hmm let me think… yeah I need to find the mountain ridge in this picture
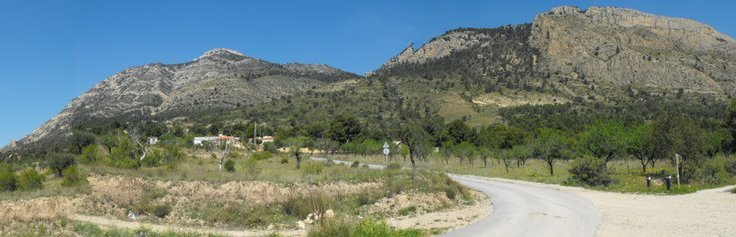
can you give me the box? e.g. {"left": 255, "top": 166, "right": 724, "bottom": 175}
{"left": 5, "top": 5, "right": 736, "bottom": 152}
{"left": 4, "top": 48, "right": 360, "bottom": 151}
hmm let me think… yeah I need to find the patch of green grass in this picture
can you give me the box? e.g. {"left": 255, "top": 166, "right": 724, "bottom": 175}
{"left": 0, "top": 175, "right": 90, "bottom": 201}
{"left": 308, "top": 218, "right": 425, "bottom": 237}
{"left": 73, "top": 221, "right": 223, "bottom": 237}
{"left": 397, "top": 206, "right": 416, "bottom": 216}
{"left": 333, "top": 154, "right": 736, "bottom": 195}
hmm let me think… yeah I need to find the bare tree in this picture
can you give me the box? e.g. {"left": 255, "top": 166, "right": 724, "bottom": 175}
{"left": 127, "top": 128, "right": 148, "bottom": 161}
{"left": 314, "top": 138, "right": 337, "bottom": 161}
{"left": 209, "top": 136, "right": 233, "bottom": 171}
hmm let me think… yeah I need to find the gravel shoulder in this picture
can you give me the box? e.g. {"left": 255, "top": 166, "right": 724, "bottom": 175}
{"left": 466, "top": 176, "right": 736, "bottom": 237}
{"left": 574, "top": 184, "right": 736, "bottom": 237}
{"left": 387, "top": 190, "right": 491, "bottom": 231}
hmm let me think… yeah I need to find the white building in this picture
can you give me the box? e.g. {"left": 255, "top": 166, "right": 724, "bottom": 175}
{"left": 193, "top": 134, "right": 239, "bottom": 146}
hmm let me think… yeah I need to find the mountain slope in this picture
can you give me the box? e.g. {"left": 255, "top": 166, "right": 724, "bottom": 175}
{"left": 376, "top": 6, "right": 736, "bottom": 100}
{"left": 8, "top": 48, "right": 359, "bottom": 150}
{"left": 530, "top": 6, "right": 736, "bottom": 96}
{"left": 8, "top": 6, "right": 736, "bottom": 152}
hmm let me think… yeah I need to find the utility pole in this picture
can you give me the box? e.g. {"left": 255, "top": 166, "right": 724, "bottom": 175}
{"left": 675, "top": 153, "right": 681, "bottom": 186}
{"left": 253, "top": 122, "right": 258, "bottom": 145}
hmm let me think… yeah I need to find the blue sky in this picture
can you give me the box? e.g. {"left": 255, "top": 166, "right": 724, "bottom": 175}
{"left": 0, "top": 0, "right": 734, "bottom": 144}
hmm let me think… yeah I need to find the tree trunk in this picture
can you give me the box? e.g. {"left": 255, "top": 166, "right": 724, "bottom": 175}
{"left": 650, "top": 158, "right": 656, "bottom": 168}
{"left": 483, "top": 159, "right": 487, "bottom": 168}
{"left": 296, "top": 155, "right": 302, "bottom": 169}
{"left": 547, "top": 159, "right": 555, "bottom": 176}
{"left": 410, "top": 155, "right": 417, "bottom": 180}
{"left": 638, "top": 156, "right": 648, "bottom": 173}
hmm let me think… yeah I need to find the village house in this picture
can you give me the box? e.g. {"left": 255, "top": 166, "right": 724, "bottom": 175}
{"left": 193, "top": 134, "right": 240, "bottom": 147}
{"left": 248, "top": 135, "right": 275, "bottom": 144}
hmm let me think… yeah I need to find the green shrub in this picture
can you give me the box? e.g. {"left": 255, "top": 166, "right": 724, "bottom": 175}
{"left": 308, "top": 218, "right": 353, "bottom": 237}
{"left": 153, "top": 204, "right": 172, "bottom": 218}
{"left": 228, "top": 151, "right": 243, "bottom": 159}
{"left": 567, "top": 157, "right": 612, "bottom": 186}
{"left": 243, "top": 158, "right": 262, "bottom": 177}
{"left": 224, "top": 159, "right": 235, "bottom": 172}
{"left": 723, "top": 157, "right": 736, "bottom": 176}
{"left": 142, "top": 149, "right": 164, "bottom": 167}
{"left": 0, "top": 164, "right": 17, "bottom": 192}
{"left": 397, "top": 206, "right": 416, "bottom": 216}
{"left": 61, "top": 165, "right": 87, "bottom": 187}
{"left": 17, "top": 168, "right": 45, "bottom": 191}
{"left": 688, "top": 157, "right": 731, "bottom": 184}
{"left": 308, "top": 218, "right": 424, "bottom": 237}
{"left": 444, "top": 187, "right": 457, "bottom": 199}
{"left": 129, "top": 186, "right": 169, "bottom": 217}
{"left": 143, "top": 146, "right": 185, "bottom": 168}
{"left": 109, "top": 146, "right": 140, "bottom": 169}
{"left": 351, "top": 161, "right": 360, "bottom": 167}
{"left": 356, "top": 192, "right": 379, "bottom": 206}
{"left": 303, "top": 163, "right": 324, "bottom": 175}
{"left": 47, "top": 153, "right": 76, "bottom": 177}
{"left": 280, "top": 156, "right": 289, "bottom": 164}
{"left": 264, "top": 142, "right": 278, "bottom": 153}
{"left": 281, "top": 192, "right": 333, "bottom": 219}
{"left": 80, "top": 145, "right": 100, "bottom": 164}
{"left": 386, "top": 163, "right": 401, "bottom": 170}
{"left": 251, "top": 151, "right": 273, "bottom": 161}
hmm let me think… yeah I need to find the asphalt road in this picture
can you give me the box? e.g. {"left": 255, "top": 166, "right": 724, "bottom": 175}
{"left": 443, "top": 175, "right": 600, "bottom": 237}
{"left": 309, "top": 157, "right": 601, "bottom": 236}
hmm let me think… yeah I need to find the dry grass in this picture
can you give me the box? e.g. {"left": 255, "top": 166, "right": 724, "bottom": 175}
{"left": 0, "top": 196, "right": 80, "bottom": 236}
{"left": 362, "top": 191, "right": 452, "bottom": 216}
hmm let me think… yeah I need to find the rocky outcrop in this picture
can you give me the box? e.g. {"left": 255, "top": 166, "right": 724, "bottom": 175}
{"left": 379, "top": 30, "right": 494, "bottom": 71}
{"left": 376, "top": 6, "right": 736, "bottom": 98}
{"left": 530, "top": 6, "right": 736, "bottom": 95}
{"left": 283, "top": 63, "right": 359, "bottom": 82}
{"left": 10, "top": 48, "right": 358, "bottom": 149}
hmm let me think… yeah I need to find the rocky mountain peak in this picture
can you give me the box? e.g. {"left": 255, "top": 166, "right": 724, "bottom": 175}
{"left": 531, "top": 6, "right": 736, "bottom": 97}
{"left": 194, "top": 48, "right": 248, "bottom": 61}
{"left": 377, "top": 28, "right": 494, "bottom": 73}
{"left": 541, "top": 6, "right": 732, "bottom": 40}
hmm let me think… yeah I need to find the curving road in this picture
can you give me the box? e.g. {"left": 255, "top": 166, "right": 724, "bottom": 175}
{"left": 309, "top": 158, "right": 601, "bottom": 236}
{"left": 443, "top": 175, "right": 600, "bottom": 237}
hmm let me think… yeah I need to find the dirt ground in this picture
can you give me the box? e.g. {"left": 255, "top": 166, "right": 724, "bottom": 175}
{"left": 575, "top": 185, "right": 736, "bottom": 237}
{"left": 484, "top": 178, "right": 736, "bottom": 237}
{"left": 387, "top": 190, "right": 491, "bottom": 232}
{"left": 0, "top": 174, "right": 482, "bottom": 236}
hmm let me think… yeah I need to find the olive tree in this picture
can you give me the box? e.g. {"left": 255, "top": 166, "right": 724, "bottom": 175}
{"left": 399, "top": 125, "right": 431, "bottom": 179}
{"left": 533, "top": 129, "right": 573, "bottom": 176}
{"left": 578, "top": 120, "right": 626, "bottom": 168}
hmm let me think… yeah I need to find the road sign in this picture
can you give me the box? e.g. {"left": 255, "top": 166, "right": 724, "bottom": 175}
{"left": 383, "top": 142, "right": 390, "bottom": 155}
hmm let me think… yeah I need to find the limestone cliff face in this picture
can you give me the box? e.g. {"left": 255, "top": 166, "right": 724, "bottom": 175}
{"left": 12, "top": 48, "right": 358, "bottom": 148}
{"left": 529, "top": 6, "right": 736, "bottom": 95}
{"left": 379, "top": 30, "right": 494, "bottom": 71}
{"left": 377, "top": 6, "right": 736, "bottom": 98}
